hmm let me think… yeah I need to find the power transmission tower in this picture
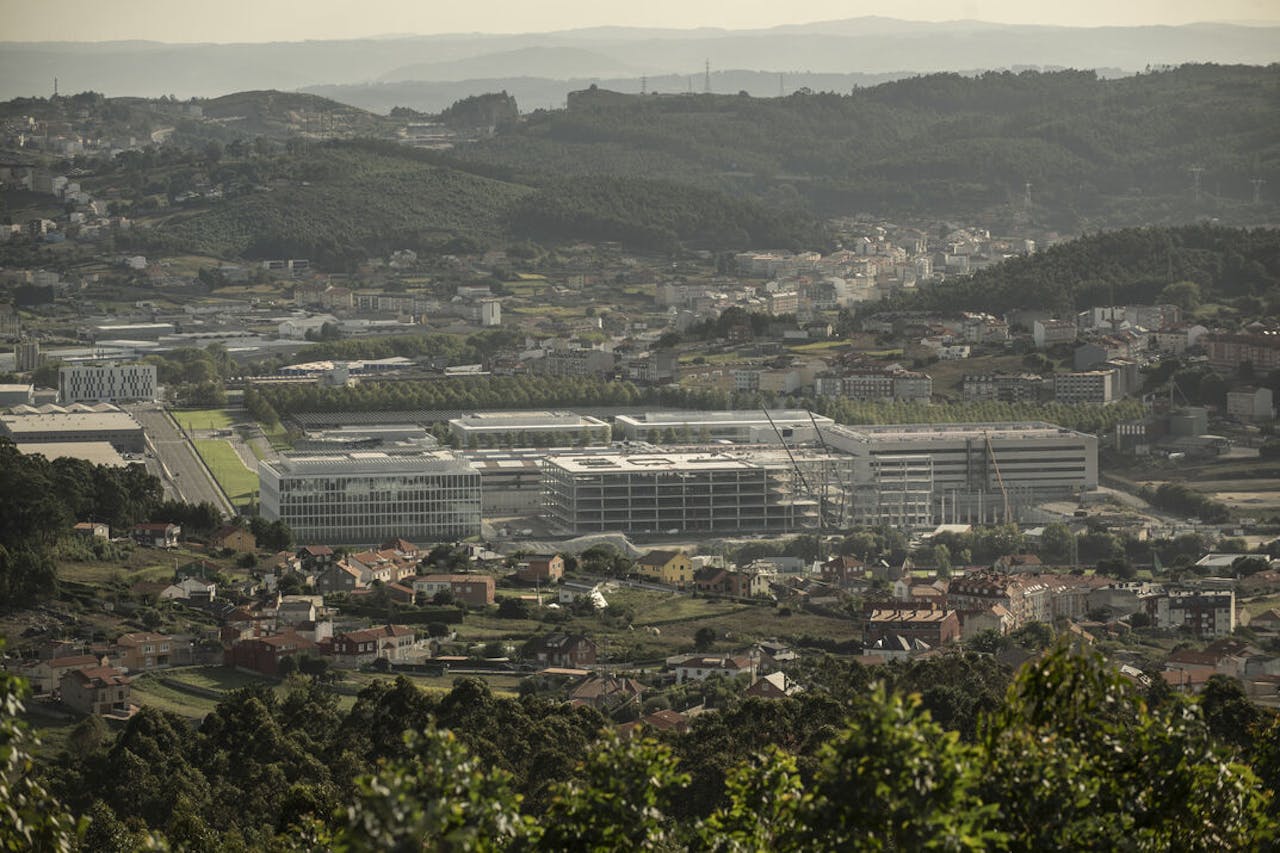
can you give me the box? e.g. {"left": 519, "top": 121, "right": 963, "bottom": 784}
{"left": 640, "top": 75, "right": 647, "bottom": 95}
{"left": 704, "top": 59, "right": 711, "bottom": 94}
{"left": 778, "top": 73, "right": 784, "bottom": 97}
{"left": 1189, "top": 165, "right": 1204, "bottom": 203}
{"left": 1252, "top": 178, "right": 1265, "bottom": 204}
{"left": 1024, "top": 182, "right": 1032, "bottom": 212}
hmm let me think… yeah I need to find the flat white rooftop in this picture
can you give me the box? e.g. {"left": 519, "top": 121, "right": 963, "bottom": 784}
{"left": 17, "top": 441, "right": 127, "bottom": 467}
{"left": 0, "top": 411, "right": 142, "bottom": 432}
{"left": 452, "top": 411, "right": 607, "bottom": 429}
{"left": 544, "top": 452, "right": 761, "bottom": 474}
{"left": 617, "top": 410, "right": 834, "bottom": 427}
{"left": 828, "top": 421, "right": 1088, "bottom": 444}
{"left": 264, "top": 450, "right": 476, "bottom": 477}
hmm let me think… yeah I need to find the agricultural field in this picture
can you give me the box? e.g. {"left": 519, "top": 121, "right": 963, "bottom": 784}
{"left": 193, "top": 438, "right": 259, "bottom": 506}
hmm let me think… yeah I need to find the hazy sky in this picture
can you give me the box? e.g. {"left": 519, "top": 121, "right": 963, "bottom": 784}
{"left": 1, "top": 0, "right": 1275, "bottom": 42}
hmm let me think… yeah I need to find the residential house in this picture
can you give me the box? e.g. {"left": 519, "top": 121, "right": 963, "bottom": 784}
{"left": 744, "top": 671, "right": 804, "bottom": 699}
{"left": 132, "top": 522, "right": 180, "bottom": 548}
{"left": 315, "top": 562, "right": 363, "bottom": 594}
{"left": 635, "top": 550, "right": 694, "bottom": 587}
{"left": 72, "top": 521, "right": 109, "bottom": 539}
{"left": 347, "top": 549, "right": 413, "bottom": 585}
{"left": 527, "top": 633, "right": 598, "bottom": 668}
{"left": 60, "top": 665, "right": 131, "bottom": 716}
{"left": 20, "top": 654, "right": 105, "bottom": 693}
{"left": 863, "top": 634, "right": 935, "bottom": 661}
{"left": 276, "top": 595, "right": 324, "bottom": 626}
{"left": 164, "top": 576, "right": 216, "bottom": 602}
{"left": 225, "top": 631, "right": 317, "bottom": 676}
{"left": 332, "top": 624, "right": 418, "bottom": 666}
{"left": 674, "top": 655, "right": 757, "bottom": 684}
{"left": 517, "top": 554, "right": 564, "bottom": 584}
{"left": 380, "top": 538, "right": 422, "bottom": 561}
{"left": 410, "top": 574, "right": 496, "bottom": 607}
{"left": 114, "top": 632, "right": 174, "bottom": 671}
{"left": 558, "top": 580, "right": 609, "bottom": 610}
{"left": 209, "top": 524, "right": 256, "bottom": 553}
{"left": 1033, "top": 319, "right": 1077, "bottom": 349}
{"left": 1146, "top": 589, "right": 1237, "bottom": 638}
{"left": 569, "top": 672, "right": 644, "bottom": 712}
{"left": 819, "top": 555, "right": 865, "bottom": 586}
{"left": 619, "top": 709, "right": 691, "bottom": 736}
{"left": 298, "top": 544, "right": 335, "bottom": 572}
{"left": 863, "top": 607, "right": 960, "bottom": 647}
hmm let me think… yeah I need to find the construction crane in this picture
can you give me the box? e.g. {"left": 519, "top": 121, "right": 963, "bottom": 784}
{"left": 983, "top": 430, "right": 1012, "bottom": 524}
{"left": 762, "top": 408, "right": 817, "bottom": 532}
{"left": 807, "top": 409, "right": 846, "bottom": 529}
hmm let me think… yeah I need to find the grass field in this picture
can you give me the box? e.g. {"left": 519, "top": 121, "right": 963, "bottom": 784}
{"left": 259, "top": 420, "right": 293, "bottom": 451}
{"left": 194, "top": 439, "right": 258, "bottom": 505}
{"left": 173, "top": 408, "right": 235, "bottom": 431}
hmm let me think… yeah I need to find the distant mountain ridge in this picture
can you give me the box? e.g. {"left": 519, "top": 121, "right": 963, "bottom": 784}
{"left": 0, "top": 18, "right": 1275, "bottom": 100}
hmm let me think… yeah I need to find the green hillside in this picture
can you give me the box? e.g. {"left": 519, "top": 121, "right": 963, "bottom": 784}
{"left": 460, "top": 65, "right": 1280, "bottom": 231}
{"left": 903, "top": 224, "right": 1280, "bottom": 315}
{"left": 148, "top": 143, "right": 534, "bottom": 266}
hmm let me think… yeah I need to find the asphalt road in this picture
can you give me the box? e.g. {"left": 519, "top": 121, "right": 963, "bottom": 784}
{"left": 127, "top": 405, "right": 236, "bottom": 516}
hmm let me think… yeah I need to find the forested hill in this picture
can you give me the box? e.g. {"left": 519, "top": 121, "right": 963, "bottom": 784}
{"left": 140, "top": 140, "right": 825, "bottom": 263}
{"left": 459, "top": 65, "right": 1280, "bottom": 232}
{"left": 903, "top": 224, "right": 1280, "bottom": 315}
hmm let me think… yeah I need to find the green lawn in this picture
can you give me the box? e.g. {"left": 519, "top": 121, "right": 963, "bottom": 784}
{"left": 164, "top": 666, "right": 276, "bottom": 693}
{"left": 194, "top": 439, "right": 258, "bottom": 506}
{"left": 173, "top": 408, "right": 235, "bottom": 431}
{"left": 260, "top": 420, "right": 293, "bottom": 451}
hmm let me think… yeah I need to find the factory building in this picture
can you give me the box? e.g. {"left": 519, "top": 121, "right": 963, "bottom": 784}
{"left": 258, "top": 450, "right": 481, "bottom": 545}
{"left": 0, "top": 407, "right": 145, "bottom": 452}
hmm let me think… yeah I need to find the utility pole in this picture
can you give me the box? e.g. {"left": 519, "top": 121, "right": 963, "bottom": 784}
{"left": 1023, "top": 182, "right": 1032, "bottom": 212}
{"left": 1189, "top": 165, "right": 1204, "bottom": 204}
{"left": 704, "top": 59, "right": 711, "bottom": 94}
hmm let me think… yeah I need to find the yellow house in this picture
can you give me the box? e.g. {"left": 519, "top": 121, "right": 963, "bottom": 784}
{"left": 635, "top": 549, "right": 694, "bottom": 587}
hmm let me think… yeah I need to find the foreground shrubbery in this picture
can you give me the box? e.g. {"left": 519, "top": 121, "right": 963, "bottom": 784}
{"left": 4, "top": 644, "right": 1277, "bottom": 851}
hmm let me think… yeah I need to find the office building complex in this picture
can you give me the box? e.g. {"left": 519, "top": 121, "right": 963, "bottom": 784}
{"left": 59, "top": 363, "right": 157, "bottom": 403}
{"left": 259, "top": 450, "right": 481, "bottom": 545}
{"left": 541, "top": 452, "right": 821, "bottom": 535}
{"left": 826, "top": 422, "right": 1097, "bottom": 527}
{"left": 614, "top": 410, "right": 834, "bottom": 444}
{"left": 449, "top": 411, "right": 610, "bottom": 448}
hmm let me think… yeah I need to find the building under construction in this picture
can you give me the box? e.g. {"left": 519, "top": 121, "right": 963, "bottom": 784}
{"left": 824, "top": 422, "right": 1098, "bottom": 527}
{"left": 540, "top": 450, "right": 851, "bottom": 535}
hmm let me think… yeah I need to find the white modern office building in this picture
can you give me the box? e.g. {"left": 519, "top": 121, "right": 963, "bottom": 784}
{"left": 825, "top": 422, "right": 1097, "bottom": 526}
{"left": 59, "top": 363, "right": 157, "bottom": 404}
{"left": 258, "top": 450, "right": 482, "bottom": 545}
{"left": 614, "top": 410, "right": 834, "bottom": 444}
{"left": 541, "top": 451, "right": 822, "bottom": 534}
{"left": 449, "top": 411, "right": 611, "bottom": 448}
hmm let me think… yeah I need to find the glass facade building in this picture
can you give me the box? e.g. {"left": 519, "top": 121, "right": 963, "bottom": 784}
{"left": 259, "top": 450, "right": 481, "bottom": 545}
